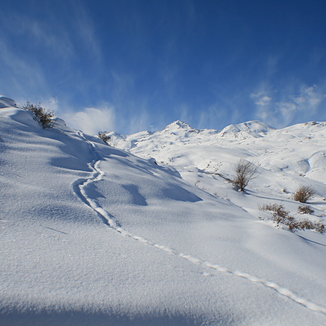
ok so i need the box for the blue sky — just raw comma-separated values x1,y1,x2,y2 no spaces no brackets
1,0,326,134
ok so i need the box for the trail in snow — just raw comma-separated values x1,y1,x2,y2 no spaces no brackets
73,133,326,316
72,160,121,228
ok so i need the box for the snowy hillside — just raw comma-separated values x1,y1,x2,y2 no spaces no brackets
1,104,326,325
107,119,326,209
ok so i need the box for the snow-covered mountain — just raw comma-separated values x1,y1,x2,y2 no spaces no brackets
1,102,326,325
107,119,326,186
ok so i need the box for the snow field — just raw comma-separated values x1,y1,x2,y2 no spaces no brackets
1,108,326,325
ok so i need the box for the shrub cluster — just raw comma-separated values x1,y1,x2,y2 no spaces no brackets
23,102,54,129
260,204,290,226
98,131,111,144
298,205,314,214
259,203,325,233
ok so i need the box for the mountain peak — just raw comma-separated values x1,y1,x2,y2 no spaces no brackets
219,120,274,138
163,120,193,131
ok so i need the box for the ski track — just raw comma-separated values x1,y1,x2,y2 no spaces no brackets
73,134,326,317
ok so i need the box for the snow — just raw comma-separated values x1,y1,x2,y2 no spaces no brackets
0,96,17,108
1,105,326,325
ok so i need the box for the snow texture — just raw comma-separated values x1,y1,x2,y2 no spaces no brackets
1,106,326,325
0,96,17,108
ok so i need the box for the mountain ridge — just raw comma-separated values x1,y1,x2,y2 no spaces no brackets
107,119,326,148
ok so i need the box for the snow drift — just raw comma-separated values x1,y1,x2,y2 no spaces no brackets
0,96,17,108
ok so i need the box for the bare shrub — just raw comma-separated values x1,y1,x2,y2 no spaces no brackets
98,131,111,144
297,220,314,230
259,203,324,233
271,205,292,226
259,203,290,225
315,222,325,233
260,203,282,212
294,186,315,203
23,102,54,129
298,205,314,214
233,159,258,191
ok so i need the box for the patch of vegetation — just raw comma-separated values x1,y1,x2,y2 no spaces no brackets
98,131,111,144
294,186,315,203
23,102,54,129
259,203,290,226
232,159,258,192
259,203,324,233
298,205,314,214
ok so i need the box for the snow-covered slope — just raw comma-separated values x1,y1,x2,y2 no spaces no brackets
108,119,326,202
0,95,17,108
1,108,326,325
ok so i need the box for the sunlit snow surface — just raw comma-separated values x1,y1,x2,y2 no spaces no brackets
1,109,326,325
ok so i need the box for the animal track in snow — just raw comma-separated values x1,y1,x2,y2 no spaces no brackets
73,135,326,317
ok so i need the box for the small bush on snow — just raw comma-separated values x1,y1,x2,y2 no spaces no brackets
293,186,315,203
98,131,111,144
232,159,258,192
298,205,314,214
259,203,291,226
23,102,54,129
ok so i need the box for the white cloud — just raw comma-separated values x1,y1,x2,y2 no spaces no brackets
276,85,324,125
251,90,275,124
63,106,115,135
256,96,272,106
252,84,326,127
250,91,272,105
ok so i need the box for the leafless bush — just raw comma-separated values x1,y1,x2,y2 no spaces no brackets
264,204,292,226
315,222,325,233
287,219,324,232
294,186,316,203
98,131,111,144
298,205,314,214
233,159,258,191
260,203,282,212
23,102,54,129
259,203,324,233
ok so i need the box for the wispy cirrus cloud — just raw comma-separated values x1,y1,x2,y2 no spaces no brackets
252,93,272,107
10,14,74,60
251,91,274,122
0,37,49,100
252,84,326,127
0,1,103,106
69,2,102,65
276,85,324,125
